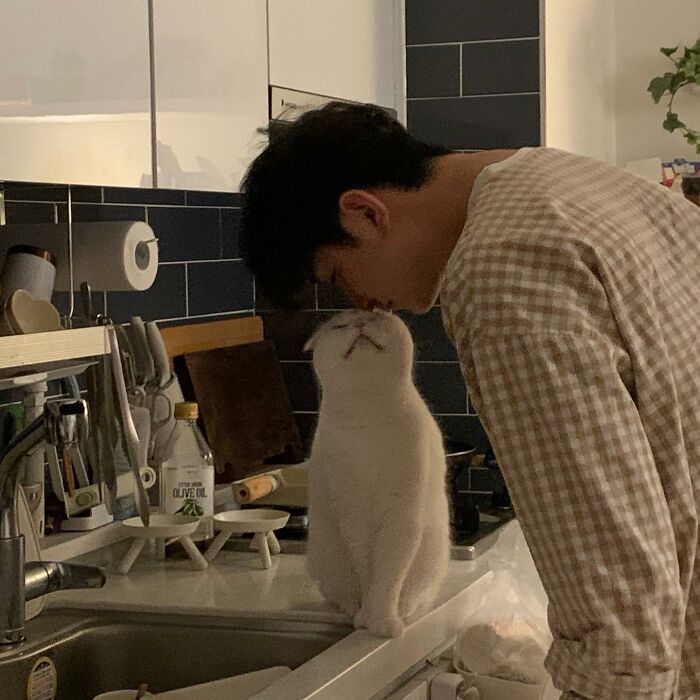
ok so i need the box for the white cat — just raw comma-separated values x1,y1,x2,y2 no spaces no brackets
304,309,450,638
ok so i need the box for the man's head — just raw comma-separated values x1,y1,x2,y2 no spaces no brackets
241,101,449,311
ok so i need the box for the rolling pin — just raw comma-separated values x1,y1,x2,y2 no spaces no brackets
233,471,282,504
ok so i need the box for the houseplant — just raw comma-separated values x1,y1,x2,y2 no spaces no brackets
648,40,700,204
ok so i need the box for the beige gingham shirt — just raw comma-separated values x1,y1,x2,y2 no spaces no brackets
440,148,700,699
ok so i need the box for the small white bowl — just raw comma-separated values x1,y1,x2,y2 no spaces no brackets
213,509,289,534
121,513,200,539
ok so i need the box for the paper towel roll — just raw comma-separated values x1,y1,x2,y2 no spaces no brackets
0,222,158,291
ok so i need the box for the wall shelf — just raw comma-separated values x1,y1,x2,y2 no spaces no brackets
0,326,109,380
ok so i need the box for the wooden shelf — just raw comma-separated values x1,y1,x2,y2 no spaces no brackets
0,326,109,376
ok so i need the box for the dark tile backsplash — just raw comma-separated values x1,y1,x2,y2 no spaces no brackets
404,0,541,497
407,45,461,98
461,39,540,96
408,94,541,150
108,264,187,323
188,260,254,317
406,0,539,45
1,182,253,330
72,203,146,223
147,206,221,262
103,186,185,206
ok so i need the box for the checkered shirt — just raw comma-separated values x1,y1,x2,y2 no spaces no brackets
440,147,700,699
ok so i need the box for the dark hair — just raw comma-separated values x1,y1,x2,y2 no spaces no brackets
240,101,449,309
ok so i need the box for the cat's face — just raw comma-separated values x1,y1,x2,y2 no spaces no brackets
305,309,414,390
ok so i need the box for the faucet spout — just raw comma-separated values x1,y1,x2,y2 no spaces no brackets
0,399,102,646
24,562,106,601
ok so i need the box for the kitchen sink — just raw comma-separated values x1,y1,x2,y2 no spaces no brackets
0,608,352,699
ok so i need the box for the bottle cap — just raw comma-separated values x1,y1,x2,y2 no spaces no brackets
174,401,199,421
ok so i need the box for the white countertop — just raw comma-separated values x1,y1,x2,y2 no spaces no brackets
48,527,515,699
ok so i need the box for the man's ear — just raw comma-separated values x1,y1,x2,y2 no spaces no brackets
338,189,389,242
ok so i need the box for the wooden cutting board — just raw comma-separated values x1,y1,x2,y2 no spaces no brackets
174,340,304,483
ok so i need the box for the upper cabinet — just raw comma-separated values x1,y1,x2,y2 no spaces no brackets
0,0,152,187
268,0,404,116
0,0,403,190
152,0,268,191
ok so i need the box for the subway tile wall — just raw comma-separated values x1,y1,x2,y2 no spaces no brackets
405,0,542,502
1,183,252,327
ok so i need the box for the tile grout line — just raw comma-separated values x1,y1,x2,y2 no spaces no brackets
408,91,539,101
406,36,539,48
159,258,243,265
218,208,223,259
184,263,189,317
459,43,463,96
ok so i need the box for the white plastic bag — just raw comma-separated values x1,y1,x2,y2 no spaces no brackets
454,523,552,687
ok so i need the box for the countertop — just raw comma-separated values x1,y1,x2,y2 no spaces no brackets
48,526,515,699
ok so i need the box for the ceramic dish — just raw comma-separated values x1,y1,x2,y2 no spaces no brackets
121,513,200,539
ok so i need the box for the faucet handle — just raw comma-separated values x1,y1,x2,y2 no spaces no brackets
44,399,89,447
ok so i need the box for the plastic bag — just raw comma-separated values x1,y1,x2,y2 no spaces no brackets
454,523,552,687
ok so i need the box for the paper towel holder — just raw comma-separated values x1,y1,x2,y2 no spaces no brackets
135,238,159,271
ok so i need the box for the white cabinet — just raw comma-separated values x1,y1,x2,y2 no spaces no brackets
152,0,269,192
268,0,404,117
0,0,152,187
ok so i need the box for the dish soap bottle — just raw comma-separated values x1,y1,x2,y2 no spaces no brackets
160,401,214,541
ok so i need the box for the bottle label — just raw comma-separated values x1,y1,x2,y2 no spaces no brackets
162,465,214,518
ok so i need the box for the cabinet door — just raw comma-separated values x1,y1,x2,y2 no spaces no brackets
268,0,403,112
153,0,268,192
0,0,152,187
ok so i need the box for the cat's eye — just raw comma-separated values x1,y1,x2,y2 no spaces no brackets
332,323,349,329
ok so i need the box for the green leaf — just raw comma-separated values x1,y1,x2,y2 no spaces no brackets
661,46,678,57
648,74,674,102
663,111,686,132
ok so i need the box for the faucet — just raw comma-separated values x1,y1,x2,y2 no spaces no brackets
0,399,106,645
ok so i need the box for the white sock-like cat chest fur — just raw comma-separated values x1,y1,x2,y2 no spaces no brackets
305,309,450,638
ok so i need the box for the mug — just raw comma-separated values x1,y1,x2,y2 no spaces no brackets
0,244,56,305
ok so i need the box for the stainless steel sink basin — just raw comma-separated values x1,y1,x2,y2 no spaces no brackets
0,608,352,699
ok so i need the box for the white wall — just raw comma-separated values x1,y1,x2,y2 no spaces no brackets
614,0,700,165
543,0,617,163
545,0,700,166
267,0,404,119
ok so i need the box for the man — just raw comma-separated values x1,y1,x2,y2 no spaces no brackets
241,102,700,699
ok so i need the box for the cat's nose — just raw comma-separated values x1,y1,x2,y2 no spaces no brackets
353,319,365,329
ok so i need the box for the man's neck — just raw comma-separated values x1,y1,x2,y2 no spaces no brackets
413,149,518,280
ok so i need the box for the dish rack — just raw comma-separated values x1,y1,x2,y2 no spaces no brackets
0,326,110,536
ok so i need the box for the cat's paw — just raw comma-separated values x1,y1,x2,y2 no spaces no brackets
366,614,405,638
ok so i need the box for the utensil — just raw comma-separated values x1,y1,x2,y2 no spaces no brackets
107,325,150,526
115,323,143,406
80,282,93,325
145,321,173,389
143,321,176,469
129,316,155,387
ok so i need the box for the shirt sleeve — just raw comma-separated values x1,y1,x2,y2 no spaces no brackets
460,329,684,699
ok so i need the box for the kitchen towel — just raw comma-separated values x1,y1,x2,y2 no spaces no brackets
0,221,158,291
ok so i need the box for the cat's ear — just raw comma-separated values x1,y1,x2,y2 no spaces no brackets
303,331,319,353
